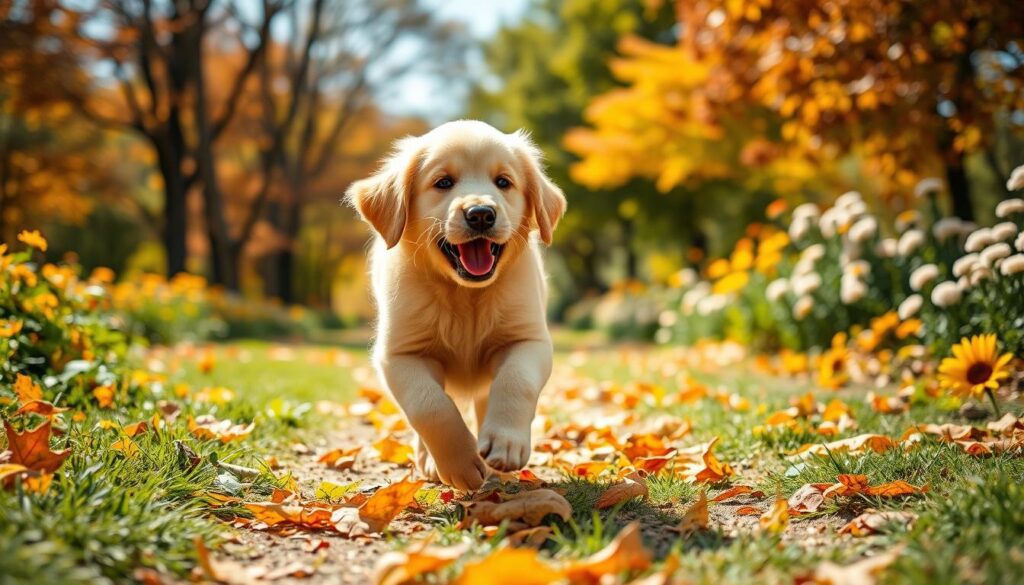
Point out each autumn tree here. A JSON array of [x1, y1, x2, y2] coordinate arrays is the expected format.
[[472, 0, 677, 290], [568, 0, 1024, 220]]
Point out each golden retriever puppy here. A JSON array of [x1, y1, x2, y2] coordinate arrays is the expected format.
[[346, 120, 566, 490]]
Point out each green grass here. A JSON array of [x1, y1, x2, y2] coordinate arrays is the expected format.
[[3, 338, 1022, 583]]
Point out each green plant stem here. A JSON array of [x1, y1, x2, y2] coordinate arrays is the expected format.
[[985, 389, 1002, 418]]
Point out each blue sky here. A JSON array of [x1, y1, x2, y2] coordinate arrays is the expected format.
[[376, 0, 530, 121]]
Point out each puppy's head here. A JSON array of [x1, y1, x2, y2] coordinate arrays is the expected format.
[[346, 120, 566, 287]]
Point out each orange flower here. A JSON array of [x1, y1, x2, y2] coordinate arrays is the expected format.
[[17, 229, 47, 252]]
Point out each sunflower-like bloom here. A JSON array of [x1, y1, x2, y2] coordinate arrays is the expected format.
[[938, 334, 1014, 398]]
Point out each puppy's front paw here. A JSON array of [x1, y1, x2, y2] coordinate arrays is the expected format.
[[477, 427, 531, 472], [435, 455, 487, 492], [414, 438, 441, 483]]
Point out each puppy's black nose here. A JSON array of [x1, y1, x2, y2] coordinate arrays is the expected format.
[[464, 205, 496, 231]]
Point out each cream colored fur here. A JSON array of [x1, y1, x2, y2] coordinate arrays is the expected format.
[[345, 120, 566, 490]]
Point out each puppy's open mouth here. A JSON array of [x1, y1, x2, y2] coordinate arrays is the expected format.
[[438, 238, 505, 281]]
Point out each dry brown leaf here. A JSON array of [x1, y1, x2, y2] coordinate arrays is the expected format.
[[4, 420, 70, 474], [462, 488, 572, 528], [811, 546, 903, 585], [788, 483, 830, 514], [672, 491, 708, 534], [262, 561, 317, 581], [453, 548, 562, 585], [596, 473, 648, 509], [194, 537, 267, 584], [518, 469, 544, 487], [987, 413, 1024, 435], [188, 415, 254, 443], [839, 510, 916, 537], [374, 540, 469, 585], [564, 522, 651, 583], [903, 423, 988, 442], [506, 526, 553, 548]]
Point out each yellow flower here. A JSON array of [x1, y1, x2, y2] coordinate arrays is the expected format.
[[17, 229, 48, 252], [938, 334, 1013, 398], [713, 271, 750, 295], [0, 319, 23, 337], [817, 334, 850, 390]]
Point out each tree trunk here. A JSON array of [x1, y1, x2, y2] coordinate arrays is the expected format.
[[155, 142, 188, 275], [946, 151, 974, 221], [622, 219, 638, 280]]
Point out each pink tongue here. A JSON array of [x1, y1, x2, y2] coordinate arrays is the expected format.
[[456, 240, 495, 276]]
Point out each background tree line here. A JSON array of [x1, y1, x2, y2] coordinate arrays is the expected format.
[[2, 0, 1022, 320]]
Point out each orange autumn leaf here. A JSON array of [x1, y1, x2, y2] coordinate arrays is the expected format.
[[188, 415, 254, 443], [622, 433, 672, 460], [736, 506, 761, 516], [110, 438, 140, 457], [374, 540, 470, 585], [632, 453, 675, 474], [864, 480, 928, 498], [14, 374, 42, 404], [518, 469, 544, 487], [373, 436, 413, 466], [359, 477, 426, 533], [672, 491, 709, 534], [680, 437, 734, 483], [452, 548, 562, 585], [571, 461, 611, 479], [563, 522, 651, 583], [595, 473, 648, 509], [16, 400, 68, 418], [122, 420, 150, 438], [4, 420, 71, 474], [712, 485, 760, 503], [760, 493, 789, 534], [318, 446, 362, 470]]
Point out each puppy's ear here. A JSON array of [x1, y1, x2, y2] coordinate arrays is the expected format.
[[514, 130, 566, 245], [344, 138, 421, 249]]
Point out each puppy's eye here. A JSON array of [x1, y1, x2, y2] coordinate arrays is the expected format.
[[434, 176, 455, 190], [495, 176, 512, 189]]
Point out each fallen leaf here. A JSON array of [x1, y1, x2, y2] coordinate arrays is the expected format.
[[462, 488, 572, 528], [188, 415, 254, 443], [4, 420, 70, 473], [987, 413, 1024, 435], [672, 491, 708, 533], [194, 537, 267, 584], [622, 433, 673, 459], [788, 483, 829, 514], [571, 461, 611, 479], [358, 477, 426, 532], [122, 420, 150, 438], [839, 510, 916, 537], [374, 540, 469, 585], [506, 526, 553, 548], [16, 400, 68, 418], [791, 434, 897, 459], [111, 438, 140, 457], [736, 506, 761, 516], [810, 546, 903, 585], [760, 493, 789, 534], [373, 436, 413, 466], [453, 548, 562, 585], [316, 480, 361, 502], [14, 374, 42, 404], [263, 561, 317, 581], [712, 485, 759, 503], [596, 473, 648, 509], [680, 437, 734, 483], [564, 522, 651, 583], [518, 469, 544, 487], [318, 446, 361, 470]]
